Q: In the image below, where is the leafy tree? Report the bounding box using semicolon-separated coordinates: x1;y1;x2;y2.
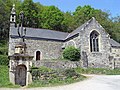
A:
62;12;75;32
73;5;94;28
35;2;44;28
20;0;39;28
40;6;64;31
0;0;12;39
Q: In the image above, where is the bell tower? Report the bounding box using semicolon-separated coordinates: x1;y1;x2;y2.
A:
10;4;16;27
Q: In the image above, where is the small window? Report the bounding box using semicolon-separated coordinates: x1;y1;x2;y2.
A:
36;51;41;61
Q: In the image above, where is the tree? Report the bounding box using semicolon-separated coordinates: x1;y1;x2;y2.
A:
73;5;94;28
0;0;13;39
62;12;75;32
40;6;64;31
20;0;39;28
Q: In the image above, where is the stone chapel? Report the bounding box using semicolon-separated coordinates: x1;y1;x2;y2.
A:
8;5;120;86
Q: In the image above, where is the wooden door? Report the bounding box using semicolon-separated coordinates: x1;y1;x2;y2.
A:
15;65;27;86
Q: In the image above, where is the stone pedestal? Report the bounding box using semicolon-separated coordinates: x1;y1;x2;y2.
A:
9;54;33;86
9;42;33;86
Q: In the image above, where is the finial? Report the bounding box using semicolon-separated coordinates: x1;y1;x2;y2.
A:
13;4;15;7
10;4;16;24
92;17;95;20
11;4;16;14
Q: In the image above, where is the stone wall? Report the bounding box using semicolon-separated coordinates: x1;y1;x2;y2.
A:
64;35;80;48
9;38;63;60
111;47;120;57
114;58;120;68
33;60;81;69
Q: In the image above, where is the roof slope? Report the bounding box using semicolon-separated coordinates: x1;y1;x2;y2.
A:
66;17;93;39
109;39;120;47
10;17;120;47
10;27;69;41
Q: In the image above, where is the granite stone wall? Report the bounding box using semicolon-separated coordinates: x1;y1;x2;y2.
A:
9;38;64;60
33;60;81;69
65;18;111;68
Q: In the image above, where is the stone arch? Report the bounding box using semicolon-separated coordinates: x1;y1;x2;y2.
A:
15;64;27;86
67;40;77;47
90;30;100;52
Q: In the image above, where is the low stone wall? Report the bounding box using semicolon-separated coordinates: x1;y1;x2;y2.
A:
33;60;81;69
114;58;120;69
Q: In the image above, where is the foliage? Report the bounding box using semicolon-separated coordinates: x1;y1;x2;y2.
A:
75;67;120;75
0;40;9;65
63;46;80;61
63;68;80;78
29;66;85;87
40;6;64;31
0;55;9;65
20;0;39;28
0;65;20;88
62;12;76;32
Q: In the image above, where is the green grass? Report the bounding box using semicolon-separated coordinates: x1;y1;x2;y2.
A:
75;67;120;75
28;74;86;87
28;67;86;87
0;65;20;88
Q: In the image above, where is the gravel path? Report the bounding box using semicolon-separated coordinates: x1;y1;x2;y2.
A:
1;75;120;90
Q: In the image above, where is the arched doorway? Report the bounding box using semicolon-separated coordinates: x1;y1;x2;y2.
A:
36;51;41;61
15;65;27;86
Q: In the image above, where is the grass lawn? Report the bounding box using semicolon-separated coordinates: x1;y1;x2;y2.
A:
75;67;120;75
0;65;20;88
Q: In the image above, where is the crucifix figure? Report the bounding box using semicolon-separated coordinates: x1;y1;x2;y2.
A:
18;11;26;42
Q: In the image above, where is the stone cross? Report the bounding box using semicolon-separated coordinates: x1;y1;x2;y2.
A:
18;11;26;42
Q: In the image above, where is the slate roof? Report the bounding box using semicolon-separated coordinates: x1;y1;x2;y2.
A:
109;39;120;47
66;17;93;39
10;27;69;41
10;17;120;47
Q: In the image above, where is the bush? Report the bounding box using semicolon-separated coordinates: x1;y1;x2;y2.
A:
64;68;80;78
63;46;80;61
0;55;9;65
31;66;54;80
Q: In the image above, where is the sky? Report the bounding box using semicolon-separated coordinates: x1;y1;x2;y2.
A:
33;0;120;17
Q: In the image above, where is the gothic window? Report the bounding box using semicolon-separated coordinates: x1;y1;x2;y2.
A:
90;31;99;52
36;51;40;61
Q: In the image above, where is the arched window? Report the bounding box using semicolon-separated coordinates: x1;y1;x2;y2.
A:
36;51;41;60
90;31;99;52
